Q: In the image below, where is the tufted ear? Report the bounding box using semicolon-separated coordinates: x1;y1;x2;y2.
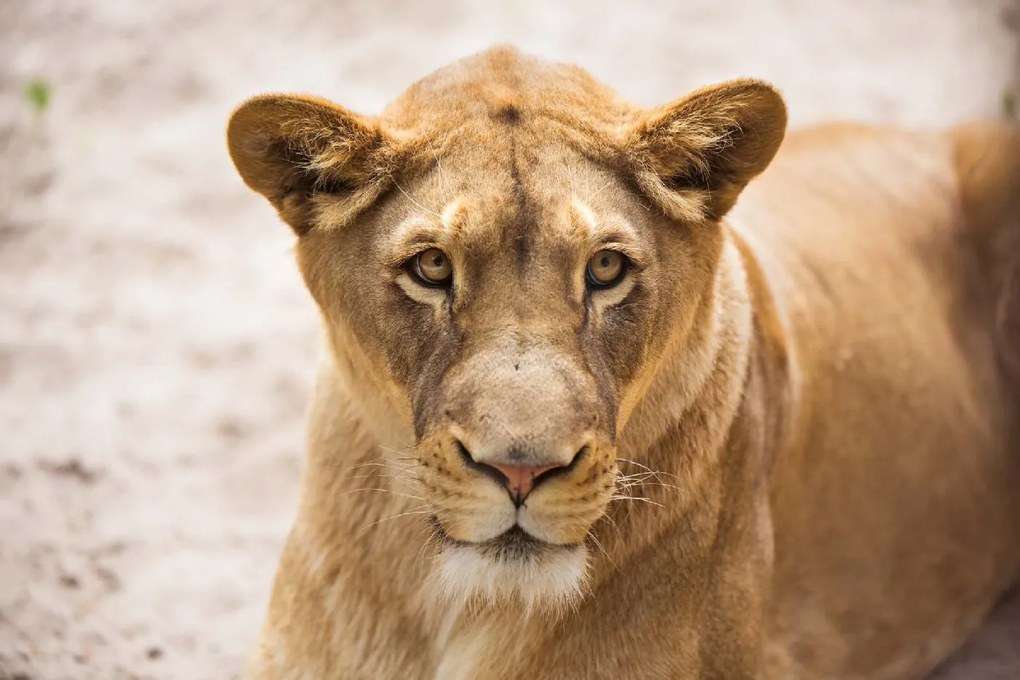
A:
627;79;787;222
227;94;400;234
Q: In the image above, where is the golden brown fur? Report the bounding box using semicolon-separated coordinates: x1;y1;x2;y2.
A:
226;47;1020;679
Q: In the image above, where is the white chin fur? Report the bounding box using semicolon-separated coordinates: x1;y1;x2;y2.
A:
434;542;589;613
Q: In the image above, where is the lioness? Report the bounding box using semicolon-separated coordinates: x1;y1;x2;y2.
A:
227;47;1020;679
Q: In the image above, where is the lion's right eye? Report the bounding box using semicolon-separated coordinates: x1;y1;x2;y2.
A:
586;249;627;289
410;248;453;287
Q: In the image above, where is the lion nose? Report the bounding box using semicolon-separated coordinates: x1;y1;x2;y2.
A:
457;442;583;507
489;462;560;506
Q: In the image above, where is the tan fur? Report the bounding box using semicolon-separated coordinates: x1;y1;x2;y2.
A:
227;48;1020;679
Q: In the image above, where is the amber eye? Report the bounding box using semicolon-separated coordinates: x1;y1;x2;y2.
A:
586;250;627;288
411;248;453;286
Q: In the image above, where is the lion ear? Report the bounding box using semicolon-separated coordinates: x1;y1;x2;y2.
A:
227;94;396;234
627;79;787;222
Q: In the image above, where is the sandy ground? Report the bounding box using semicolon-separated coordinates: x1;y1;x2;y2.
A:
0;1;1018;678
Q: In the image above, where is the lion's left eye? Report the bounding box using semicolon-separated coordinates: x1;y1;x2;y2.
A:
410;248;453;287
586;250;627;288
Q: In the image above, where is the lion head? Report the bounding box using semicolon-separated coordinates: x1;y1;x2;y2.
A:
227;47;785;610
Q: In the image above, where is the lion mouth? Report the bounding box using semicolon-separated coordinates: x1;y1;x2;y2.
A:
432;519;575;562
480;525;548;561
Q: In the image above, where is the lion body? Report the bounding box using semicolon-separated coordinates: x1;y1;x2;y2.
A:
740;124;1020;678
229;49;1020;679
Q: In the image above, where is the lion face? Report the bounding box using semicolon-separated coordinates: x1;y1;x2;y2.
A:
295;139;701;607
227;48;785;609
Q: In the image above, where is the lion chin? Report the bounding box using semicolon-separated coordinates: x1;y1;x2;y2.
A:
433;526;590;613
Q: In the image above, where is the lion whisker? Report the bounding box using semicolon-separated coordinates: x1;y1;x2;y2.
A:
616;457;681;480
388;173;442;218
375;443;419;456
357;507;434;535
340;487;430;503
609;494;666;509
424;135;454;205
350;465;423;485
413;526;442;575
614;477;683;494
586;532;620;574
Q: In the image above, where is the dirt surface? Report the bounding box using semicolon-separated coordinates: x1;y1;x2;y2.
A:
1;1;1018;678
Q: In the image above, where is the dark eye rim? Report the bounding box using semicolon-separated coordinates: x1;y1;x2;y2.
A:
585;251;629;289
406;248;453;288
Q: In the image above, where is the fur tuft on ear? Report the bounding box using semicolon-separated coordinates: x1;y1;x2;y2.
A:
227;95;400;234
627;79;787;222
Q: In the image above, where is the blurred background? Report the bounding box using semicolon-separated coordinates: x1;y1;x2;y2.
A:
0;1;1018;678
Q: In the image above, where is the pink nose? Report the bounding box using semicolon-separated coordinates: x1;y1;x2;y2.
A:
457;442;585;507
490;463;560;504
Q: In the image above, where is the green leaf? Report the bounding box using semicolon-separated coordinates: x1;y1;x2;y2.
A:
24;78;51;115
1003;89;1017;121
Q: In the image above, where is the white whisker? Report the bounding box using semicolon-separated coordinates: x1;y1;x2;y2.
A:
390;174;442;218
339;487;429;503
357;508;433;534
